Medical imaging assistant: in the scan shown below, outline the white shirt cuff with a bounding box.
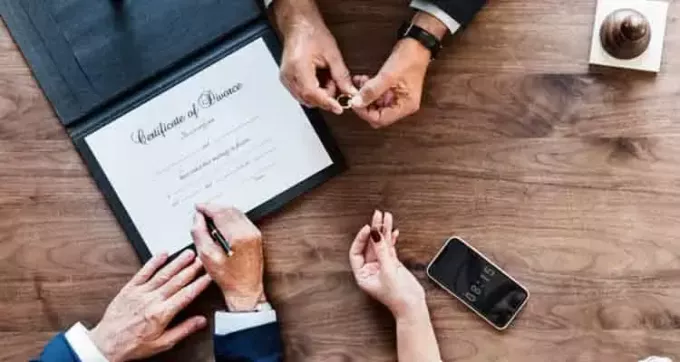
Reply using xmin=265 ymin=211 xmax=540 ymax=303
xmin=410 ymin=0 xmax=461 ymax=34
xmin=64 ymin=322 xmax=109 ymax=362
xmin=215 ymin=309 xmax=278 ymax=336
xmin=264 ymin=0 xmax=459 ymax=34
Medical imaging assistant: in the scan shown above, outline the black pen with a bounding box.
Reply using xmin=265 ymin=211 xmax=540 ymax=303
xmin=205 ymin=216 xmax=234 ymax=257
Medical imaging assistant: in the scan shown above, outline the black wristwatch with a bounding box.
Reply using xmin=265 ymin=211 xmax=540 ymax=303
xmin=398 ymin=22 xmax=443 ymax=60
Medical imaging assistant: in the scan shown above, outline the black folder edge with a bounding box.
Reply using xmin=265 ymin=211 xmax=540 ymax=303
xmin=0 ymin=0 xmax=264 ymax=126
xmin=69 ymin=20 xmax=346 ymax=262
xmin=0 ymin=0 xmax=93 ymax=124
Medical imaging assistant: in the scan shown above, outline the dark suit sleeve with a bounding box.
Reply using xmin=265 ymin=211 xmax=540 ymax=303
xmin=214 ymin=322 xmax=283 ymax=362
xmin=426 ymin=0 xmax=487 ymax=26
xmin=30 ymin=333 xmax=80 ymax=362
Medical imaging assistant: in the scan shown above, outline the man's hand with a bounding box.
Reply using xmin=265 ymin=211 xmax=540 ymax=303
xmin=88 ymin=250 xmax=211 ymax=362
xmin=192 ymin=204 xmax=265 ymax=312
xmin=351 ymin=11 xmax=447 ymax=128
xmin=274 ymin=0 xmax=356 ymax=114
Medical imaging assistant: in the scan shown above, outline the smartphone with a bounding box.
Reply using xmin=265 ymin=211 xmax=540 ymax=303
xmin=426 ymin=237 xmax=530 ymax=330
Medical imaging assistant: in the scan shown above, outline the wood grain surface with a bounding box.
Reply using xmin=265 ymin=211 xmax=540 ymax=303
xmin=2 ymin=0 xmax=680 ymax=361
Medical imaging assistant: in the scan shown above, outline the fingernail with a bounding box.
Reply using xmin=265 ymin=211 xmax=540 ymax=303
xmin=182 ymin=249 xmax=195 ymax=258
xmin=196 ymin=316 xmax=207 ymax=328
xmin=350 ymin=95 xmax=364 ymax=108
xmin=370 ymin=228 xmax=382 ymax=243
xmin=350 ymin=86 xmax=359 ymax=95
xmin=333 ymin=106 xmax=343 ymax=115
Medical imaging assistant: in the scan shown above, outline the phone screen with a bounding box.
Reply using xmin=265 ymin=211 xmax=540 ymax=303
xmin=427 ymin=237 xmax=529 ymax=329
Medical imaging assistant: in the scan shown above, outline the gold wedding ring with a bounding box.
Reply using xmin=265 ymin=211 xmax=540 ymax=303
xmin=336 ymin=94 xmax=353 ymax=109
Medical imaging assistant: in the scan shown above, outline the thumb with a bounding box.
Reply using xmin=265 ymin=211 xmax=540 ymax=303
xmin=351 ymin=73 xmax=392 ymax=108
xmin=196 ymin=203 xmax=222 ymax=219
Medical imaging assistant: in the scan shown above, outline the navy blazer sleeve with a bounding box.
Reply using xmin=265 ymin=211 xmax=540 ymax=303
xmin=33 ymin=322 xmax=282 ymax=362
xmin=427 ymin=0 xmax=487 ymax=26
xmin=214 ymin=321 xmax=283 ymax=362
xmin=31 ymin=333 xmax=80 ymax=362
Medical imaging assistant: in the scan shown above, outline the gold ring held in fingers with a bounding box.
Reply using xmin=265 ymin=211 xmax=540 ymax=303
xmin=337 ymin=94 xmax=353 ymax=109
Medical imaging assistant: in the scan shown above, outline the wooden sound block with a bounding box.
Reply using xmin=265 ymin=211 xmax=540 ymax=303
xmin=589 ymin=0 xmax=669 ymax=72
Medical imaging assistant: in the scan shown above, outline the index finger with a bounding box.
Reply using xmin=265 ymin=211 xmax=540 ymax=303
xmin=128 ymin=253 xmax=169 ymax=286
xmin=349 ymin=225 xmax=371 ymax=271
xmin=321 ymin=78 xmax=338 ymax=98
xmin=382 ymin=212 xmax=394 ymax=240
xmin=327 ymin=53 xmax=357 ymax=96
xmin=162 ymin=274 xmax=212 ymax=321
xmin=145 ymin=249 xmax=196 ymax=290
xmin=195 ymin=203 xmax=224 ymax=219
xmin=296 ymin=65 xmax=343 ymax=114
xmin=196 ymin=204 xmax=249 ymax=224
xmin=302 ymin=86 xmax=344 ymax=115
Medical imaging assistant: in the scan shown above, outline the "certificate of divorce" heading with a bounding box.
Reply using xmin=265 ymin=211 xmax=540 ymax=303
xmin=86 ymin=39 xmax=333 ymax=256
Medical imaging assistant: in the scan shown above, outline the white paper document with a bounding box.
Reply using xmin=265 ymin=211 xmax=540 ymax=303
xmin=86 ymin=39 xmax=334 ymax=256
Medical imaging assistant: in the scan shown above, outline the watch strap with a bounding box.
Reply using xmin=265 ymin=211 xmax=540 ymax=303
xmin=398 ymin=22 xmax=442 ymax=60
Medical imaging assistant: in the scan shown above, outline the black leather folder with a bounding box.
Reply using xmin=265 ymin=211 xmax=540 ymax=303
xmin=1 ymin=0 xmax=345 ymax=261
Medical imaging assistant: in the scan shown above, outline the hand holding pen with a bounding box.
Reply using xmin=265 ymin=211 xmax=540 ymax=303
xmin=191 ymin=204 xmax=267 ymax=311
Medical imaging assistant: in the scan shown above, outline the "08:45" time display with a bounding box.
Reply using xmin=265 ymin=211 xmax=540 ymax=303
xmin=464 ymin=265 xmax=496 ymax=303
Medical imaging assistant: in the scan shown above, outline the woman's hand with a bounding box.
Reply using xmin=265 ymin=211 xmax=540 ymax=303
xmin=191 ymin=204 xmax=266 ymax=312
xmin=349 ymin=210 xmax=426 ymax=319
xmin=88 ymin=250 xmax=211 ymax=362
xmin=350 ymin=210 xmax=442 ymax=361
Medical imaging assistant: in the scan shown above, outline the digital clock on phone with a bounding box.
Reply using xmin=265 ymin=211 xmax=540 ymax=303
xmin=426 ymin=237 xmax=529 ymax=330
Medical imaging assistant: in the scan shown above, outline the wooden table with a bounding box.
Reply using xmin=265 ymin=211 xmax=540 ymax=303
xmin=2 ymin=0 xmax=680 ymax=361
